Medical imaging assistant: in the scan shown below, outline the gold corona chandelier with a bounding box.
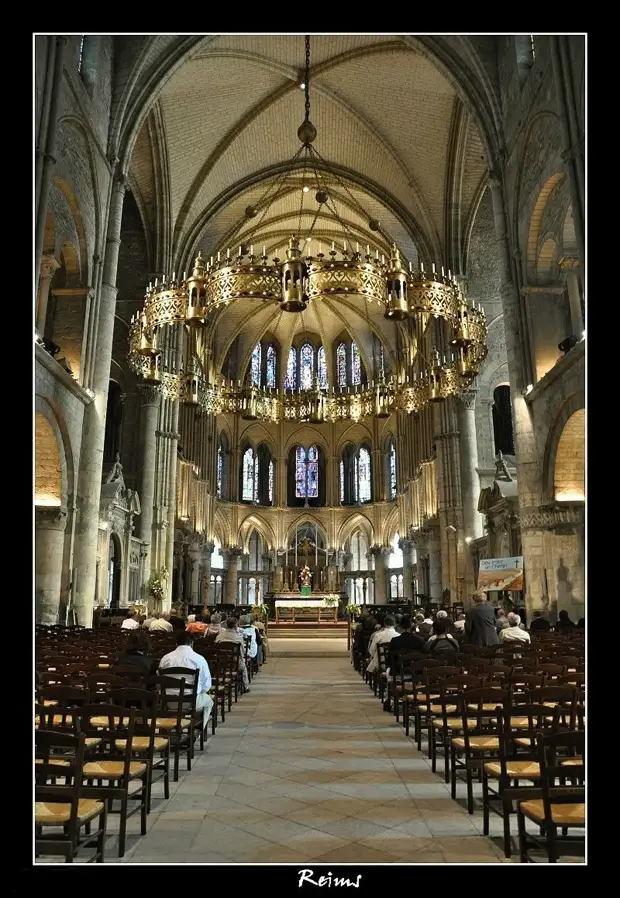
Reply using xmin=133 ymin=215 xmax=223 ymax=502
xmin=128 ymin=36 xmax=487 ymax=423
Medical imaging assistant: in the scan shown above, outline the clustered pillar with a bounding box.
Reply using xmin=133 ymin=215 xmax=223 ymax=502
xmin=35 ymin=506 xmax=68 ymax=624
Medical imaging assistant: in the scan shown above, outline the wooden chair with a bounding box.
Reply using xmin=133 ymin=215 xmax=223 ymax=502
xmin=415 ymin=665 xmax=461 ymax=753
xmin=77 ymin=704 xmax=149 ymax=858
xmin=156 ymin=666 xmax=202 ymax=757
xmin=516 ymin=730 xmax=585 ymax=863
xmin=402 ymin=659 xmax=444 ymax=738
xmin=429 ymin=675 xmax=483 ymax=782
xmin=450 ymin=686 xmax=508 ymax=814
xmin=35 ymin=730 xmax=107 ymax=863
xmin=482 ymin=702 xmax=554 ymax=858
xmin=147 ymin=675 xmax=193 ymax=782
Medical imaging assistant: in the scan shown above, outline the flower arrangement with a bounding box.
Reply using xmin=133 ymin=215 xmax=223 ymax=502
xmin=255 ymin=603 xmax=270 ymax=620
xmin=146 ymin=570 xmax=167 ymax=601
xmin=323 ymin=594 xmax=339 ymax=607
xmin=346 ymin=603 xmax=361 ymax=617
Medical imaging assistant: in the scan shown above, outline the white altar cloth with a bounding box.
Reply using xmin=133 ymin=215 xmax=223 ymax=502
xmin=275 ymin=598 xmax=329 ymax=608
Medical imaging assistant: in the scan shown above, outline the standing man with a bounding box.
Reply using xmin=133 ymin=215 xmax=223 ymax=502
xmin=465 ymin=593 xmax=500 ymax=647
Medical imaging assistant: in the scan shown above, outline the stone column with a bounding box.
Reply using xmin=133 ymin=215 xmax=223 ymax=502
xmin=137 ymin=385 xmax=161 ymax=578
xmin=400 ymin=537 xmax=416 ymax=601
xmin=456 ymin=390 xmax=482 ymax=541
xmin=559 ymin=258 xmax=584 ymax=337
xmin=370 ymin=545 xmax=390 ymax=605
xmin=201 ymin=541 xmax=214 ymax=608
xmin=36 ymin=254 xmax=60 ymax=336
xmin=426 ymin=529 xmax=442 ymax=602
xmin=35 ymin=506 xmax=68 ymax=624
xmin=72 ymin=173 xmax=127 ymax=627
xmin=189 ymin=542 xmax=202 ymax=604
xmin=225 ymin=547 xmax=243 ymax=604
xmin=489 ymin=172 xmax=547 ymax=617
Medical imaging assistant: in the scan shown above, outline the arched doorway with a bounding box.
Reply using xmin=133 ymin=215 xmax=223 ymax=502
xmin=108 ymin=533 xmax=122 ymax=610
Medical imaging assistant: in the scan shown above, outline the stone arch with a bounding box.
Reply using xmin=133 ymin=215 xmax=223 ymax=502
xmin=35 ymin=395 xmax=73 ymax=507
xmin=51 ymin=175 xmax=90 ymax=285
xmin=383 ymin=504 xmax=401 ymax=546
xmin=43 ymin=212 xmax=55 ymax=254
xmin=337 ymin=512 xmax=374 ymax=550
xmin=336 ymin=422 xmax=373 ymax=454
xmin=213 ymin=507 xmax=233 ymax=547
xmin=542 ymin=392 xmax=586 ymax=503
xmin=238 ymin=422 xmax=277 ymax=456
xmin=562 ymin=205 xmax=577 ymax=257
xmin=285 ymin=515 xmax=328 ymax=549
xmin=35 ymin=412 xmax=63 ymax=506
xmin=238 ymin=514 xmax=276 ymax=553
xmin=536 ymin=236 xmax=557 ymax=285
xmin=524 ymin=170 xmax=565 ymax=282
xmin=284 ymin=426 xmax=329 ymax=455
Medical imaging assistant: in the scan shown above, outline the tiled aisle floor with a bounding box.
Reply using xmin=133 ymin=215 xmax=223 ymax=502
xmin=121 ymin=657 xmax=511 ymax=864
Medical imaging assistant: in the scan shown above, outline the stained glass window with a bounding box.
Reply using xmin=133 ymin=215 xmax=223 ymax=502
xmin=242 ymin=447 xmax=256 ymax=501
xmin=251 ymin=342 xmax=261 ymax=386
xmin=285 ymin=347 xmax=297 ymax=389
xmin=300 ymin=342 xmax=314 ymax=390
xmin=339 ymin=459 xmax=344 ymax=503
xmin=217 ymin=444 xmax=223 ymax=498
xmin=337 ymin=342 xmax=347 ymax=388
xmin=317 ymin=346 xmax=328 ymax=389
xmin=295 ymin=446 xmax=307 ymax=497
xmin=351 ymin=341 xmax=361 ymax=385
xmin=307 ymin=445 xmax=319 ymax=498
xmin=389 ymin=439 xmax=397 ymax=500
xmin=268 ymin=459 xmax=274 ymax=504
xmin=358 ymin=446 xmax=371 ymax=502
xmin=266 ymin=344 xmax=276 ymax=388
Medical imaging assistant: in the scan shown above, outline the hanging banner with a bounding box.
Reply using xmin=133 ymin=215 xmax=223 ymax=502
xmin=477 ymin=556 xmax=523 ymax=592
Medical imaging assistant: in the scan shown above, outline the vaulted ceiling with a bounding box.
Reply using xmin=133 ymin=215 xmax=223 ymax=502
xmin=127 ymin=34 xmax=490 ymax=375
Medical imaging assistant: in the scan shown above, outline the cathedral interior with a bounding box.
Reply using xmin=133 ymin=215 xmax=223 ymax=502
xmin=35 ymin=33 xmax=585 ymax=626
xmin=33 ymin=32 xmax=586 ymax=869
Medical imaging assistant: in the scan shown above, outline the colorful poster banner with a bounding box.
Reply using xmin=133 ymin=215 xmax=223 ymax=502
xmin=477 ymin=556 xmax=524 ymax=592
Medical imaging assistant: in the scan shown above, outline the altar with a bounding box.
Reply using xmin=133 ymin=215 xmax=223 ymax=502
xmin=274 ymin=595 xmax=338 ymax=623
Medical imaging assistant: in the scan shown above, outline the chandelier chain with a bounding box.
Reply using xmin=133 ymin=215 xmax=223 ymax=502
xmin=304 ymin=35 xmax=311 ymax=122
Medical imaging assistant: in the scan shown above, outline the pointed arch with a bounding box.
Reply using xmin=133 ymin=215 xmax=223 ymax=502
xmin=337 ymin=512 xmax=374 ymax=550
xmin=383 ymin=504 xmax=401 ymax=546
xmin=238 ymin=513 xmax=276 ymax=552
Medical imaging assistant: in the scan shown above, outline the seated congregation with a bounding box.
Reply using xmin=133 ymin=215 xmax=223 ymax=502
xmin=352 ymin=596 xmax=585 ymax=863
xmin=34 ymin=610 xmax=265 ymax=862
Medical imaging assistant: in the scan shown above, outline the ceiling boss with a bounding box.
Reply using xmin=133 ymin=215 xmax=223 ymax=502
xmin=128 ymin=36 xmax=487 ymax=423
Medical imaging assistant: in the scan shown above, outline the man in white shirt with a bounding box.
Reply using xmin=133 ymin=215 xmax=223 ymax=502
xmin=366 ymin=614 xmax=399 ymax=674
xmin=453 ymin=613 xmax=467 ymax=632
xmin=240 ymin=614 xmax=258 ymax=660
xmin=121 ymin=612 xmax=139 ymax=630
xmin=499 ymin=612 xmax=531 ymax=644
xmin=150 ymin=612 xmax=173 ymax=633
xmin=216 ymin=617 xmax=250 ymax=692
xmin=158 ymin=630 xmax=213 ymax=732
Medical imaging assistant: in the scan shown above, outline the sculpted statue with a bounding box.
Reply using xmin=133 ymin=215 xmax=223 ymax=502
xmin=105 ymin=452 xmax=124 ymax=484
xmin=494 ymin=450 xmax=513 ymax=482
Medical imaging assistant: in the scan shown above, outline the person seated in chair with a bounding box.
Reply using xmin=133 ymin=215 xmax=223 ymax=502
xmin=529 ymin=609 xmax=551 ymax=633
xmin=186 ymin=613 xmax=209 ymax=637
xmin=387 ymin=615 xmax=425 ymax=673
xmin=118 ymin=628 xmax=158 ymax=676
xmin=216 ymin=618 xmax=250 ymax=693
xmin=158 ymin=630 xmax=213 ymax=734
xmin=120 ymin=611 xmax=140 ymax=630
xmin=424 ymin=617 xmax=459 ymax=655
xmin=499 ymin=612 xmax=531 ymax=644
xmin=149 ymin=612 xmax=173 ymax=633
xmin=366 ymin=614 xmax=399 ymax=674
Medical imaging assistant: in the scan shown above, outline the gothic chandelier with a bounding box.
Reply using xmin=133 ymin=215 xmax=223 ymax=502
xmin=128 ymin=36 xmax=487 ymax=423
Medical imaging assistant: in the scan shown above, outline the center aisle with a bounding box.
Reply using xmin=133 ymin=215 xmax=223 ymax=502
xmin=124 ymin=657 xmax=505 ymax=864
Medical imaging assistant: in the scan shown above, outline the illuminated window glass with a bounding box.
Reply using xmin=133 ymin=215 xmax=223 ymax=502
xmin=217 ymin=444 xmax=223 ymax=498
xmin=337 ymin=342 xmax=347 ymax=388
xmin=242 ymin=447 xmax=256 ymax=501
xmin=78 ymin=35 xmax=85 ymax=73
xmin=353 ymin=455 xmax=359 ymax=502
xmin=300 ymin=342 xmax=314 ymax=390
xmin=339 ymin=458 xmax=344 ymax=503
xmin=285 ymin=347 xmax=297 ymax=389
xmin=295 ymin=446 xmax=307 ymax=497
xmin=358 ymin=446 xmax=371 ymax=503
xmin=317 ymin=345 xmax=328 ymax=389
xmin=388 ymin=439 xmax=397 ymax=500
xmin=307 ymin=445 xmax=319 ymax=498
xmin=251 ymin=342 xmax=261 ymax=386
xmin=351 ymin=341 xmax=361 ymax=385
xmin=266 ymin=344 xmax=276 ymax=388
xmin=268 ymin=458 xmax=274 ymax=504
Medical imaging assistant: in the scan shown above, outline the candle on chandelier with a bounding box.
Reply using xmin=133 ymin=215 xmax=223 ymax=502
xmin=217 ymin=252 xmax=221 ymax=262
xmin=262 ymin=246 xmax=266 ymax=257
xmin=356 ymin=242 xmax=360 ymax=253
xmin=366 ymin=245 xmax=370 ymax=255
xmin=331 ymin=241 xmax=335 ymax=251
xmin=250 ymin=245 xmax=254 ymax=256
xmin=431 ymin=262 xmax=436 ymax=274
xmin=343 ymin=240 xmax=347 ymax=252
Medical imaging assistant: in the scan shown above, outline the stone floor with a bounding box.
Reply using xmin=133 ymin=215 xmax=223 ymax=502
xmin=120 ymin=656 xmax=511 ymax=864
xmin=39 ymin=656 xmax=584 ymax=864
xmin=268 ymin=636 xmax=349 ymax=657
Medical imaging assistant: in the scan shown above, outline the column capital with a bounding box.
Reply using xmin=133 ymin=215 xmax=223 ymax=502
xmin=138 ymin=384 xmax=162 ymax=406
xmin=456 ymin=390 xmax=477 ymax=411
xmin=35 ymin=505 xmax=68 ymax=531
xmin=399 ymin=537 xmax=415 ymax=553
xmin=225 ymin=546 xmax=244 ymax=560
xmin=370 ymin=544 xmax=391 ymax=559
xmin=40 ymin=254 xmax=61 ymax=279
xmin=520 ymin=502 xmax=584 ymax=534
xmin=558 ymin=255 xmax=579 ymax=272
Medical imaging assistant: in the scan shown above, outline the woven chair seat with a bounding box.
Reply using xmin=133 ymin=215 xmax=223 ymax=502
xmin=484 ymin=760 xmax=541 ymax=779
xmin=35 ymin=799 xmax=104 ymax=826
xmin=520 ymin=799 xmax=585 ymax=827
xmin=82 ymin=760 xmax=147 ymax=778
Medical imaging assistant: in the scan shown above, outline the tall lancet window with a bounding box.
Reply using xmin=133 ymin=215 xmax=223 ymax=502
xmin=285 ymin=346 xmax=297 ymax=389
xmin=242 ymin=447 xmax=257 ymax=502
xmin=251 ymin=342 xmax=261 ymax=386
xmin=317 ymin=346 xmax=328 ymax=388
xmin=266 ymin=343 xmax=276 ymax=387
xmin=337 ymin=342 xmax=347 ymax=388
xmin=351 ymin=341 xmax=361 ymax=385
xmin=300 ymin=342 xmax=314 ymax=390
xmin=358 ymin=446 xmax=371 ymax=503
